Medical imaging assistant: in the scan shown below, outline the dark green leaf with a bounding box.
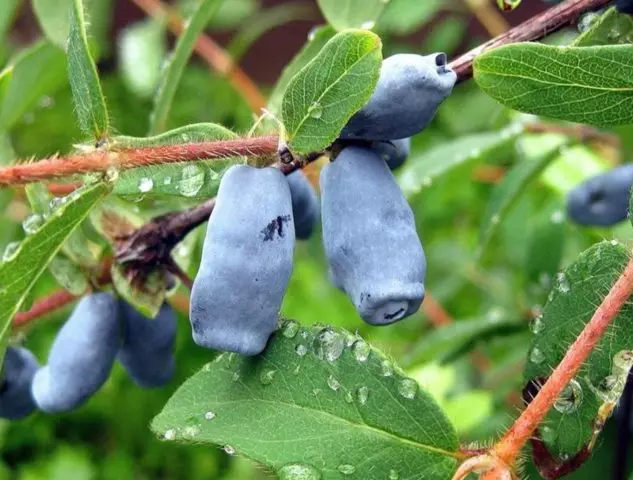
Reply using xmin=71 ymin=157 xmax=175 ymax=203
xmin=524 ymin=241 xmax=633 ymax=459
xmin=474 ymin=43 xmax=633 ymax=126
xmin=152 ymin=322 xmax=459 ymax=479
xmin=67 ymin=0 xmax=110 ymax=139
xmin=0 ymin=181 xmax=110 ymax=351
xmin=574 ymin=7 xmax=633 ymax=47
xmin=282 ymin=29 xmax=382 ymax=154
xmin=317 ymin=0 xmax=386 ymax=31
xmin=149 ymin=0 xmax=224 ymax=134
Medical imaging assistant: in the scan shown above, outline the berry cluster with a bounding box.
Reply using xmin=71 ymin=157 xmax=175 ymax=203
xmin=566 ymin=165 xmax=633 ymax=227
xmin=190 ymin=53 xmax=456 ymax=356
xmin=0 ymin=293 xmax=177 ymax=418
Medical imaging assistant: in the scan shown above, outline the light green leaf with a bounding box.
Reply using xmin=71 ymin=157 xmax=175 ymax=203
xmin=317 ymin=0 xmax=386 ymax=31
xmin=67 ymin=0 xmax=109 ymax=139
xmin=379 ymin=0 xmax=442 ymax=35
xmin=111 ymin=263 xmax=166 ymax=318
xmin=524 ymin=241 xmax=633 ymax=459
xmin=574 ymin=7 xmax=633 ymax=47
xmin=282 ymin=29 xmax=382 ymax=154
xmin=112 ymin=123 xmax=241 ymax=199
xmin=118 ymin=18 xmax=166 ymax=99
xmin=0 ymin=181 xmax=110 ymax=348
xmin=474 ymin=43 xmax=633 ymax=126
xmin=443 ymin=391 xmax=493 ymax=435
xmin=149 ymin=0 xmax=225 ymax=135
xmin=0 ymin=41 xmax=67 ymax=131
xmin=152 ymin=322 xmax=459 ymax=479
xmin=524 ymin=200 xmax=566 ymax=284
xmin=397 ymin=125 xmax=523 ymax=197
xmin=267 ymin=25 xmax=335 ymax=114
xmin=0 ymin=0 xmax=20 ymax=39
xmin=477 ymin=134 xmax=567 ymax=260
xmin=179 ymin=0 xmax=258 ymax=30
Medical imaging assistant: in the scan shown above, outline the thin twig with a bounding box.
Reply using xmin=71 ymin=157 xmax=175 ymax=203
xmin=12 ymin=289 xmax=78 ymax=328
xmin=130 ymin=0 xmax=267 ymax=113
xmin=422 ymin=292 xmax=453 ymax=327
xmin=449 ymin=0 xmax=613 ymax=83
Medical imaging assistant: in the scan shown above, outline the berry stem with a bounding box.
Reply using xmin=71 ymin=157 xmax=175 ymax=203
xmin=449 ymin=0 xmax=613 ymax=83
xmin=13 ymin=289 xmax=78 ymax=328
xmin=492 ymin=256 xmax=633 ymax=467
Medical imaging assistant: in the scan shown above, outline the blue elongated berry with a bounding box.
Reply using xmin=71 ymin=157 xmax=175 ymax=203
xmin=617 ymin=0 xmax=633 ymax=14
xmin=371 ymin=138 xmax=411 ymax=170
xmin=566 ymin=165 xmax=633 ymax=227
xmin=118 ymin=302 xmax=177 ymax=388
xmin=32 ymin=293 xmax=120 ymax=413
xmin=287 ymin=170 xmax=319 ymax=240
xmin=321 ymin=146 xmax=426 ymax=325
xmin=0 ymin=347 xmax=39 ymax=420
xmin=190 ymin=165 xmax=295 ymax=355
xmin=340 ymin=53 xmax=456 ymax=141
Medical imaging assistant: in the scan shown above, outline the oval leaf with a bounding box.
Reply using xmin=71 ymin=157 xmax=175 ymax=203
xmin=282 ymin=29 xmax=382 ymax=154
xmin=317 ymin=0 xmax=386 ymax=31
xmin=574 ymin=7 xmax=633 ymax=47
xmin=152 ymin=322 xmax=459 ymax=479
xmin=474 ymin=43 xmax=633 ymax=127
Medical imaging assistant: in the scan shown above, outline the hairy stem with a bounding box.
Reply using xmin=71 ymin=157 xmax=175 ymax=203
xmin=131 ymin=0 xmax=267 ymax=113
xmin=0 ymin=136 xmax=279 ymax=185
xmin=449 ymin=0 xmax=613 ymax=82
xmin=492 ymin=256 xmax=633 ymax=466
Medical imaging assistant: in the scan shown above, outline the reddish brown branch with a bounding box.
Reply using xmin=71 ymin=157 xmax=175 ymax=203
xmin=12 ymin=289 xmax=78 ymax=328
xmin=449 ymin=0 xmax=613 ymax=82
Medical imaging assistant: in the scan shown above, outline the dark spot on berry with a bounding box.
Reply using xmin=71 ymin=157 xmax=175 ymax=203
xmin=261 ymin=215 xmax=291 ymax=241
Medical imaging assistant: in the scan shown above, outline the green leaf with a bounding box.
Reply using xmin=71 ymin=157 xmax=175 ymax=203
xmin=118 ymin=18 xmax=166 ymax=99
xmin=0 ymin=181 xmax=110 ymax=348
xmin=282 ymin=29 xmax=382 ymax=154
xmin=152 ymin=322 xmax=459 ymax=479
xmin=477 ymin=134 xmax=567 ymax=260
xmin=524 ymin=241 xmax=633 ymax=459
xmin=111 ymin=264 xmax=167 ymax=318
xmin=0 ymin=0 xmax=20 ymax=39
xmin=317 ymin=0 xmax=386 ymax=31
xmin=574 ymin=7 xmax=633 ymax=47
xmin=397 ymin=125 xmax=523 ymax=197
xmin=267 ymin=25 xmax=335 ymax=114
xmin=112 ymin=123 xmax=241 ymax=199
xmin=379 ymin=0 xmax=442 ymax=36
xmin=0 ymin=41 xmax=67 ymax=131
xmin=474 ymin=43 xmax=633 ymax=126
xmin=67 ymin=0 xmax=109 ymax=139
xmin=149 ymin=0 xmax=224 ymax=135
xmin=524 ymin=200 xmax=566 ymax=285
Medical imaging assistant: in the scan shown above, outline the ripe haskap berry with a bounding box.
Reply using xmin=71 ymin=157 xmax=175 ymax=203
xmin=567 ymin=165 xmax=633 ymax=227
xmin=340 ymin=53 xmax=456 ymax=141
xmin=118 ymin=302 xmax=177 ymax=388
xmin=190 ymin=165 xmax=295 ymax=356
xmin=0 ymin=347 xmax=39 ymax=420
xmin=371 ymin=138 xmax=411 ymax=170
xmin=321 ymin=146 xmax=426 ymax=325
xmin=617 ymin=0 xmax=633 ymax=14
xmin=287 ymin=170 xmax=319 ymax=240
xmin=32 ymin=293 xmax=120 ymax=413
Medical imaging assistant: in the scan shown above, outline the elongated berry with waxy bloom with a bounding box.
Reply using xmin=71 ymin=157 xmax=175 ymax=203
xmin=32 ymin=293 xmax=120 ymax=413
xmin=0 ymin=347 xmax=39 ymax=419
xmin=340 ymin=53 xmax=456 ymax=141
xmin=371 ymin=138 xmax=411 ymax=170
xmin=287 ymin=170 xmax=319 ymax=240
xmin=321 ymin=146 xmax=426 ymax=325
xmin=190 ymin=165 xmax=295 ymax=356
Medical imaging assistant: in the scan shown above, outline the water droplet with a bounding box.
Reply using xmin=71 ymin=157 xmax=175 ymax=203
xmin=163 ymin=429 xmax=176 ymax=440
xmin=529 ymin=346 xmax=546 ymax=364
xmin=49 ymin=256 xmax=88 ymax=295
xmin=223 ymin=444 xmax=236 ymax=456
xmin=398 ymin=378 xmax=418 ymax=400
xmin=356 ymin=386 xmax=369 ymax=405
xmin=295 ymin=344 xmax=308 ymax=357
xmin=278 ymin=463 xmax=321 ymax=480
xmin=389 ymin=470 xmax=399 ymax=480
xmin=327 ymin=375 xmax=341 ymax=392
xmin=181 ymin=133 xmax=191 ymax=142
xmin=22 ymin=214 xmax=44 ymax=235
xmin=556 ymin=272 xmax=570 ymax=293
xmin=232 ymin=372 xmax=240 ymax=382
xmin=610 ymin=239 xmax=619 ymax=246
xmin=344 ymin=391 xmax=353 ymax=403
xmin=183 ymin=426 xmax=200 ymax=437
xmin=138 ymin=177 xmax=154 ymax=193
xmin=337 ymin=464 xmax=356 ymax=475
xmin=260 ymin=369 xmax=277 ymax=385
xmin=554 ymin=379 xmax=583 ymax=414
xmin=105 ymin=166 xmax=119 ymax=183
xmin=307 ymin=26 xmax=319 ymax=41
xmin=204 ymin=411 xmax=216 ymax=420
xmin=48 ymin=196 xmax=66 ymax=211
xmin=352 ymin=340 xmax=370 ymax=363
xmin=360 ymin=20 xmax=375 ymax=29
xmin=529 ymin=315 xmax=544 ymax=335
xmin=178 ymin=164 xmax=205 ymax=197
xmin=491 ymin=215 xmax=500 ymax=225
xmin=282 ymin=320 xmax=300 ymax=338
xmin=422 ymin=176 xmax=433 ymax=187
xmin=380 ymin=0 xmax=390 ymax=4
xmin=308 ymin=102 xmax=323 ymax=119
xmin=380 ymin=359 xmax=394 ymax=377
xmin=38 ymin=96 xmax=54 ymax=109
xmin=313 ymin=328 xmax=345 ymax=362
xmin=551 ymin=210 xmax=564 ymax=224
xmin=163 ymin=176 xmax=172 ymax=185
xmin=2 ymin=241 xmax=20 ymax=262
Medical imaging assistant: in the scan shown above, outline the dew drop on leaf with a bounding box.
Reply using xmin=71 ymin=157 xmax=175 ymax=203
xmin=282 ymin=320 xmax=300 ymax=339
xmin=178 ymin=164 xmax=205 ymax=197
xmin=577 ymin=12 xmax=600 ymax=33
xmin=529 ymin=315 xmax=544 ymax=335
xmin=337 ymin=464 xmax=356 ymax=475
xmin=344 ymin=391 xmax=353 ymax=403
xmin=554 ymin=379 xmax=583 ymax=414
xmin=295 ymin=344 xmax=308 ymax=357
xmin=138 ymin=177 xmax=154 ymax=193
xmin=389 ymin=469 xmax=399 ymax=480
xmin=312 ymin=327 xmax=345 ymax=362
xmin=540 ymin=425 xmax=557 ymax=444
xmin=556 ymin=272 xmax=570 ymax=293
xmin=105 ymin=166 xmax=119 ymax=183
xmin=163 ymin=176 xmax=172 ymax=185
xmin=163 ymin=429 xmax=176 ymax=440
xmin=327 ymin=375 xmax=341 ymax=392
xmin=397 ymin=378 xmax=418 ymax=400
xmin=356 ymin=386 xmax=369 ymax=405
xmin=183 ymin=426 xmax=200 ymax=438
xmin=231 ymin=372 xmax=240 ymax=382
xmin=223 ymin=444 xmax=236 ymax=456
xmin=260 ymin=369 xmax=277 ymax=385
xmin=2 ymin=241 xmax=20 ymax=262
xmin=360 ymin=20 xmax=375 ymax=30
xmin=380 ymin=359 xmax=394 ymax=377
xmin=278 ymin=463 xmax=321 ymax=480
xmin=204 ymin=411 xmax=216 ymax=420
xmin=22 ymin=214 xmax=44 ymax=235
xmin=308 ymin=102 xmax=323 ymax=119
xmin=529 ymin=346 xmax=545 ymax=364
xmin=352 ymin=340 xmax=371 ymax=363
